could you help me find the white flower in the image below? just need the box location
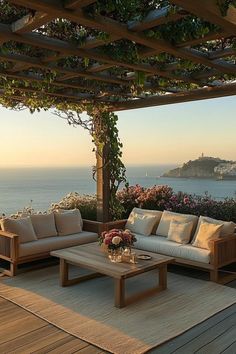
[112,236,122,245]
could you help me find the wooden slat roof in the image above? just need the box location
[0,0,235,111]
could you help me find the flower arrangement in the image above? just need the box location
[99,228,136,251]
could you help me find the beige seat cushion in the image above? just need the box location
[156,211,198,238]
[133,234,210,264]
[192,221,223,250]
[31,213,57,239]
[19,232,98,258]
[0,217,37,243]
[167,220,193,244]
[54,209,82,236]
[126,208,162,234]
[192,216,235,242]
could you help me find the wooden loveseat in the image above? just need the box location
[0,210,103,276]
[104,209,236,283]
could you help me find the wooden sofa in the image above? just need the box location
[0,219,103,276]
[104,219,236,284]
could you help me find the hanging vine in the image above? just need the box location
[55,104,127,219]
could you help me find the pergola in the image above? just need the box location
[0,0,236,221]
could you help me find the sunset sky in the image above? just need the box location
[0,95,235,168]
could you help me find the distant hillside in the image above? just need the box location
[162,156,236,179]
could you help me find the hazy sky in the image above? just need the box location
[0,95,235,168]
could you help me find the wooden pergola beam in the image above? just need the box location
[111,83,236,111]
[11,12,54,34]
[0,24,199,85]
[209,48,236,60]
[64,0,96,9]
[8,0,235,77]
[128,6,188,31]
[170,0,236,34]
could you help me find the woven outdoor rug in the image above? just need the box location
[0,266,235,354]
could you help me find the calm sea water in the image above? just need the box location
[0,165,236,215]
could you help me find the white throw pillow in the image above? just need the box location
[125,212,158,236]
[126,208,162,234]
[192,216,235,242]
[167,220,193,244]
[192,221,223,250]
[156,210,198,238]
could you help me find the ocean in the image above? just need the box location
[1,165,236,215]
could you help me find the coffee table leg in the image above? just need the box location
[159,265,167,290]
[115,278,125,308]
[60,259,69,287]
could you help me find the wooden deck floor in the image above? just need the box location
[0,265,235,354]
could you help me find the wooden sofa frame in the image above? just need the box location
[0,219,104,277]
[104,219,236,284]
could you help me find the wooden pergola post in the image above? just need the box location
[96,143,111,223]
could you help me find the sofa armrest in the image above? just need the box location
[82,219,105,235]
[209,234,236,267]
[0,230,19,262]
[0,230,18,239]
[104,219,127,231]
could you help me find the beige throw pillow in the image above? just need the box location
[54,209,82,236]
[126,208,162,234]
[125,212,157,236]
[31,213,57,238]
[156,210,198,238]
[192,221,223,250]
[54,208,83,228]
[0,217,37,243]
[167,220,193,244]
[192,216,235,242]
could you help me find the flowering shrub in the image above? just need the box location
[50,192,97,220]
[99,229,136,250]
[117,185,236,223]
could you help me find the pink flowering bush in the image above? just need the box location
[99,229,136,250]
[117,185,236,223]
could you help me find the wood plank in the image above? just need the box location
[140,30,227,58]
[73,346,104,354]
[150,304,236,353]
[170,0,236,34]
[0,326,68,353]
[0,316,46,343]
[129,6,188,31]
[221,340,236,354]
[32,336,87,354]
[195,325,236,354]
[111,83,236,111]
[172,312,236,354]
[209,48,236,60]
[11,12,54,34]
[65,0,96,9]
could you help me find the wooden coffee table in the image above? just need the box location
[51,243,174,308]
